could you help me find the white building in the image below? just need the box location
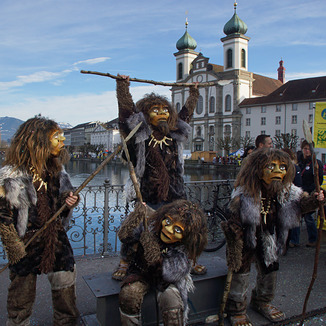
[91,118,120,152]
[171,3,282,156]
[171,3,326,162]
[240,76,326,161]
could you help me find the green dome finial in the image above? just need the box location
[223,1,248,36]
[176,19,197,51]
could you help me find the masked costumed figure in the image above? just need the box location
[0,117,80,326]
[113,75,205,280]
[118,199,207,326]
[223,148,325,326]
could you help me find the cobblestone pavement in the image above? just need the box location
[0,228,325,325]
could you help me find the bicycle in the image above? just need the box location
[203,183,233,252]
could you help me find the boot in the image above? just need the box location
[226,272,250,316]
[120,309,141,326]
[251,270,277,305]
[51,284,79,326]
[161,308,184,326]
[7,273,37,326]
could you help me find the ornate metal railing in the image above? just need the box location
[0,179,234,264]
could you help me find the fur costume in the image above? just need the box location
[0,116,80,326]
[223,148,325,322]
[227,184,320,272]
[0,165,77,274]
[118,200,207,325]
[117,79,199,205]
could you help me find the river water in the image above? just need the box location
[65,159,239,187]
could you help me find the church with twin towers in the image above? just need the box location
[171,2,326,161]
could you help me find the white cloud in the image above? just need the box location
[73,57,111,66]
[0,85,171,126]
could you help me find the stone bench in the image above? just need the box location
[83,256,227,325]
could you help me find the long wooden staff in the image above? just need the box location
[0,122,142,274]
[300,120,325,325]
[80,70,229,88]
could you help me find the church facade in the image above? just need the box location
[171,3,282,156]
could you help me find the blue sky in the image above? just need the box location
[1,0,326,127]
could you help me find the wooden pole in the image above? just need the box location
[300,120,325,325]
[80,70,225,88]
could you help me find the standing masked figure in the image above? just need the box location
[113,75,204,281]
[0,117,80,326]
[116,75,199,207]
[222,148,325,326]
[118,200,207,326]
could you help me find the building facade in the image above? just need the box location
[171,3,282,156]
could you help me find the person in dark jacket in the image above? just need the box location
[293,140,324,247]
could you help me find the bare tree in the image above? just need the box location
[273,133,299,150]
[239,136,255,149]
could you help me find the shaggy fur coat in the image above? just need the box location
[226,184,321,272]
[0,165,76,275]
[119,221,194,325]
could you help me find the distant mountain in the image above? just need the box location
[0,117,24,143]
[58,122,73,129]
[0,117,73,143]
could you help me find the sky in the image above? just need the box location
[1,0,326,127]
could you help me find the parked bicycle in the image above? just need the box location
[203,182,233,252]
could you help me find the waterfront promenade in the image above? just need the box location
[0,228,325,326]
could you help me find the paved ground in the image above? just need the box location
[0,228,325,326]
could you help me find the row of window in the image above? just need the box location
[195,95,232,114]
[245,114,313,126]
[245,129,298,138]
[246,102,315,114]
[226,48,246,69]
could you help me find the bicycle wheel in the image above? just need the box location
[204,209,227,252]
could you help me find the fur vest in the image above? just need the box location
[124,112,191,202]
[231,184,303,259]
[0,165,74,237]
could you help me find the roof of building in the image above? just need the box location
[239,76,326,107]
[207,63,282,96]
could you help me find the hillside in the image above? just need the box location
[0,117,73,143]
[0,117,24,143]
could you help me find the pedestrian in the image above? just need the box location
[0,117,80,325]
[294,140,324,248]
[255,134,273,149]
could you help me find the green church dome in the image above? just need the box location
[176,21,197,50]
[223,2,248,36]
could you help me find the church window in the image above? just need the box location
[209,96,215,113]
[241,49,246,68]
[225,95,231,112]
[176,102,181,112]
[227,49,233,68]
[178,63,183,80]
[196,95,203,114]
[224,124,231,137]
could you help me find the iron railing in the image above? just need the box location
[0,179,234,264]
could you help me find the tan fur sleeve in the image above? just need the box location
[0,223,26,264]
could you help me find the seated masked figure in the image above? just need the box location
[118,199,207,326]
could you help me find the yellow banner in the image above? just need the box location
[313,102,326,148]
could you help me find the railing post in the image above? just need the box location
[102,179,110,256]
